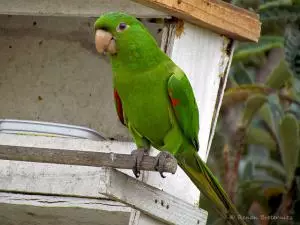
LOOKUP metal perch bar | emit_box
[0,144,177,174]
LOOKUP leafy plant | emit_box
[203,1,300,224]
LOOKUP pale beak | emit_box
[95,29,117,55]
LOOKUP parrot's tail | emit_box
[175,146,246,225]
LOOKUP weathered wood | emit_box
[133,0,261,42]
[0,0,168,18]
[0,133,206,225]
[0,192,132,225]
[205,42,236,161]
[0,133,133,198]
[100,168,208,225]
[130,210,168,225]
[0,144,177,174]
[0,0,260,41]
[0,159,109,198]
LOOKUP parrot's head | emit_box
[94,12,159,57]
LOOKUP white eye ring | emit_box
[116,22,129,32]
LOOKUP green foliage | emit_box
[279,113,300,187]
[233,36,284,62]
[241,94,268,127]
[284,22,300,79]
[205,0,300,224]
[265,59,292,89]
[246,126,277,151]
[260,5,300,23]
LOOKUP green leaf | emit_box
[246,126,277,151]
[222,84,272,108]
[260,5,300,22]
[284,22,300,80]
[265,59,293,89]
[258,104,276,131]
[255,160,287,183]
[241,94,268,127]
[279,113,300,187]
[233,36,284,62]
[236,180,278,213]
[259,0,292,10]
[230,63,254,85]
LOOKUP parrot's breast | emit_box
[115,68,172,146]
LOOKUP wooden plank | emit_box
[0,134,124,198]
[136,212,168,225]
[0,159,109,198]
[133,0,260,42]
[129,210,168,225]
[0,0,167,18]
[100,168,208,225]
[0,133,171,197]
[0,145,177,174]
[205,42,236,161]
[0,192,131,225]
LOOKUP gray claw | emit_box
[131,148,149,178]
[154,151,176,178]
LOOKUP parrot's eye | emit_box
[116,22,128,32]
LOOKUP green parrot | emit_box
[94,12,245,225]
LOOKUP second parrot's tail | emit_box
[175,145,246,225]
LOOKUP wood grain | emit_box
[133,0,261,42]
[100,168,208,225]
[0,192,131,225]
[0,144,177,174]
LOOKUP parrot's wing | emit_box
[114,89,126,126]
[167,69,199,150]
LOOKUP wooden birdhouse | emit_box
[0,0,260,224]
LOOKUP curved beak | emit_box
[95,29,117,55]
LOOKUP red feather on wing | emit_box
[114,89,125,125]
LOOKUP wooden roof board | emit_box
[133,0,261,42]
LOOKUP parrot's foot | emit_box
[131,148,149,178]
[154,151,177,178]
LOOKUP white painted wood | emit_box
[0,159,108,198]
[0,133,136,197]
[100,168,208,225]
[136,212,168,225]
[129,210,168,225]
[0,133,207,225]
[0,192,131,225]
[205,41,236,161]
[0,0,168,18]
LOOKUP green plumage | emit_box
[95,12,245,225]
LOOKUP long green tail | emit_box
[175,145,246,225]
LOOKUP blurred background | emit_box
[203,0,300,224]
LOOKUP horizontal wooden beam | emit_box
[134,0,261,42]
[0,0,168,18]
[0,192,132,225]
[0,144,177,174]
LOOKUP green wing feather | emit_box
[167,68,200,150]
